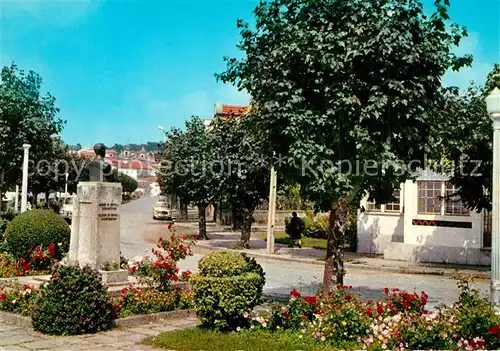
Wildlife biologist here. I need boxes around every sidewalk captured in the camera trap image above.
[0,316,199,351]
[191,232,491,280]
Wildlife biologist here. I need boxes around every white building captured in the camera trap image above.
[357,170,490,266]
[117,161,154,181]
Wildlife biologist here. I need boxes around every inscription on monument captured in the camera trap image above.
[98,202,119,221]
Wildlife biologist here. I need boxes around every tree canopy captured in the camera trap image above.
[218,0,471,289]
[0,63,65,211]
[158,116,216,239]
[433,64,500,212]
[209,113,270,247]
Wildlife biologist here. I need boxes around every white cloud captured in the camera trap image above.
[443,32,495,90]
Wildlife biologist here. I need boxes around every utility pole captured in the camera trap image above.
[266,160,278,254]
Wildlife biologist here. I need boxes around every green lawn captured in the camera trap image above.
[146,327,357,351]
[254,231,327,250]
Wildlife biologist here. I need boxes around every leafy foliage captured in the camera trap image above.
[190,250,265,331]
[0,63,65,212]
[433,64,500,212]
[158,116,215,239]
[4,209,70,260]
[112,286,193,318]
[31,265,114,335]
[209,114,270,247]
[217,0,471,288]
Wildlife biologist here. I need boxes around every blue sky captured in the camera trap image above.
[1,0,499,148]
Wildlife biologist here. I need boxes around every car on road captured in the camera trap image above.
[153,200,176,221]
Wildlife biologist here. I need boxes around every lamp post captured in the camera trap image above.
[486,87,500,311]
[64,172,69,198]
[20,144,31,213]
[14,185,19,213]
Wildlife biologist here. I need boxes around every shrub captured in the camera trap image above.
[31,265,114,335]
[112,286,194,318]
[131,231,196,291]
[191,250,265,331]
[4,209,70,260]
[302,213,329,239]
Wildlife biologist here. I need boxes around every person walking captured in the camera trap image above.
[287,211,304,248]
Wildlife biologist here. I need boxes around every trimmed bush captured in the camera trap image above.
[303,213,328,239]
[31,265,114,335]
[191,250,265,331]
[4,209,70,259]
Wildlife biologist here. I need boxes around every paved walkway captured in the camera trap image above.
[0,317,199,351]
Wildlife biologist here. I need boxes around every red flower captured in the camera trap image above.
[377,304,384,315]
[168,223,173,230]
[284,312,291,319]
[0,293,6,300]
[304,296,317,304]
[365,308,373,317]
[344,294,353,301]
[384,287,390,295]
[290,289,301,298]
[22,263,31,271]
[172,274,178,281]
[48,243,56,257]
[489,325,500,337]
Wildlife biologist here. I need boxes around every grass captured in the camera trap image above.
[254,231,328,250]
[146,327,358,351]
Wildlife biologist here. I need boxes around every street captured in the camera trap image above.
[120,196,489,308]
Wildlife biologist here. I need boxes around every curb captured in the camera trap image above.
[0,309,197,329]
[191,245,491,280]
[114,309,196,327]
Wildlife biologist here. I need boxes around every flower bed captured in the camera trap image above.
[0,243,59,278]
[0,225,199,335]
[239,277,500,350]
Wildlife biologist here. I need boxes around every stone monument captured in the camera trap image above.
[68,143,128,285]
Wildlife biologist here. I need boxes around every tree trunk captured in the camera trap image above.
[240,208,254,249]
[217,201,223,226]
[213,203,217,223]
[32,192,39,207]
[197,204,208,240]
[180,201,188,221]
[231,205,242,230]
[0,169,5,217]
[322,201,348,294]
[45,191,50,208]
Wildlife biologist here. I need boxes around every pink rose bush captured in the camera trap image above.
[243,278,500,350]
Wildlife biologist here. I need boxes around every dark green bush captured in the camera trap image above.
[31,265,114,335]
[4,209,70,259]
[191,250,265,331]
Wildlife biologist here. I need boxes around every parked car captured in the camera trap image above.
[59,195,76,224]
[153,201,176,221]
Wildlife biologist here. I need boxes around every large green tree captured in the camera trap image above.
[218,0,471,290]
[0,63,65,213]
[433,64,500,211]
[159,116,216,239]
[210,113,270,248]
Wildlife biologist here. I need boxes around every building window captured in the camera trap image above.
[366,200,381,212]
[385,189,401,212]
[418,181,442,214]
[445,182,470,215]
[366,188,402,213]
[417,181,469,216]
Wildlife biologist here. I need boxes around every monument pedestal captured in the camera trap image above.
[69,182,127,284]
